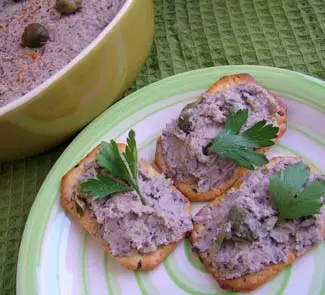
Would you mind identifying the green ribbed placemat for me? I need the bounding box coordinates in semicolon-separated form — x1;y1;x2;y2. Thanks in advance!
1;0;325;294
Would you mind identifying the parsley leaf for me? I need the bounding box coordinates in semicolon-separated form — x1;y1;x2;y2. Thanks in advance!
96;141;129;181
224;109;248;134
241;120;279;148
217;146;268;171
269;162;309;201
209;132;269;170
208;109;279;170
81;174;131;200
270;162;325;220
81;130;146;205
123;130;138;187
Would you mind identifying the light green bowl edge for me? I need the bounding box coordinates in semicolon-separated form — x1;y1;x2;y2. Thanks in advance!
0;0;154;161
0;0;135;117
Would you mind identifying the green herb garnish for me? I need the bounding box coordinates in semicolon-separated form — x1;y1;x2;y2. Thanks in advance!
81;130;146;204
270;162;325;220
208;109;279;170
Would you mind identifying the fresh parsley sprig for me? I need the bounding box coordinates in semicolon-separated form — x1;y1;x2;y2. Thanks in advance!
81;130;146;205
270;162;325;220
208;109;279;170
81;174;131;200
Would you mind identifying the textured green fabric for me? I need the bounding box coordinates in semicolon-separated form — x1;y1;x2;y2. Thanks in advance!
1;0;325;293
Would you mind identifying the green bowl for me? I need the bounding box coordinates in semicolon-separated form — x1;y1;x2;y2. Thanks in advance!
0;0;153;161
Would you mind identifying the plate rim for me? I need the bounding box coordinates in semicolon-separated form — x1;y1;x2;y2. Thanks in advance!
17;65;325;295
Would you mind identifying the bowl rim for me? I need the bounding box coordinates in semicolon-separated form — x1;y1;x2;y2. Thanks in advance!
0;0;133;117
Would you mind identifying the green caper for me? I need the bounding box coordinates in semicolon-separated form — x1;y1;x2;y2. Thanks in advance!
177;102;197;133
214;223;231;251
177;113;192;133
55;0;82;14
228;204;258;241
181;102;197;112
228;204;247;222
21;23;49;48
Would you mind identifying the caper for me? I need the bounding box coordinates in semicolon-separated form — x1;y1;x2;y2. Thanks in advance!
177;113;192;133
228;204;258;242
228;204;246;222
196;96;203;104
177;102;197;133
181;102;197;112
21;23;49;48
55;0;82;14
214;223;231;251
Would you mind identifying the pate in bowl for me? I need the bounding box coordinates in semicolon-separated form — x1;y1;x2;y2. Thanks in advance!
0;0;153;161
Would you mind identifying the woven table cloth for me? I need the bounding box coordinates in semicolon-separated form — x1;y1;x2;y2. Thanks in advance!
1;0;325;294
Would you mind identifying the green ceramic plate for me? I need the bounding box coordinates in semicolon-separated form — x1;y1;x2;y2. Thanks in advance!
17;66;325;295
